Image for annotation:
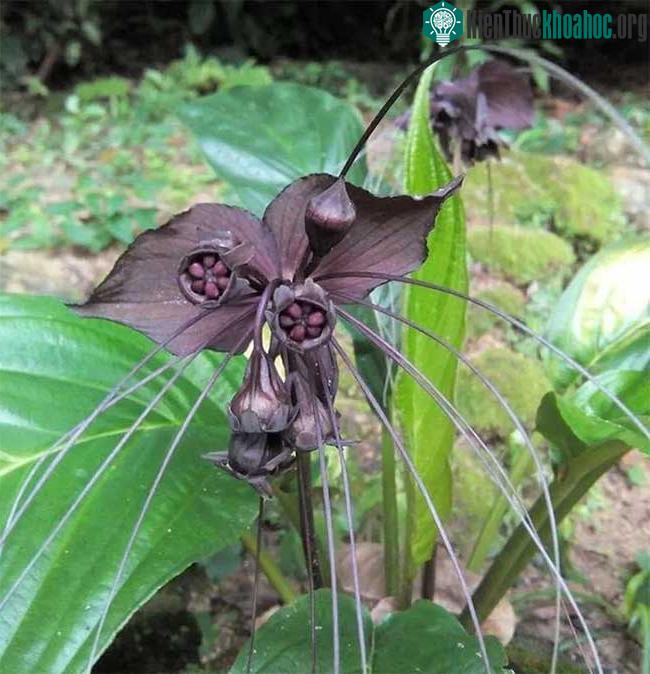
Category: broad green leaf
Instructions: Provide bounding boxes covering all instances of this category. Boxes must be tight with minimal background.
[0,295,257,674]
[536,369,650,458]
[230,590,371,674]
[179,82,366,216]
[373,600,508,674]
[544,236,650,389]
[231,591,508,674]
[395,66,468,565]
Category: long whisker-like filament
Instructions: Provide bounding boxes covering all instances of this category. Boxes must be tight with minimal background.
[318,368,368,674]
[319,271,649,441]
[309,374,340,674]
[333,292,562,672]
[85,340,245,672]
[1,310,224,551]
[332,337,494,674]
[335,313,604,673]
[0,345,205,615]
[246,497,265,674]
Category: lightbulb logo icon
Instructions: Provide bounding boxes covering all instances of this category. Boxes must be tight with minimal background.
[423,1,464,46]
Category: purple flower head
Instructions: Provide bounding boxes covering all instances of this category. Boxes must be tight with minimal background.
[397,60,534,164]
[75,166,461,492]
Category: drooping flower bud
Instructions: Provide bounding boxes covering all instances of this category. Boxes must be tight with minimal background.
[229,351,294,433]
[204,432,294,497]
[267,279,336,353]
[305,178,356,257]
[284,373,333,451]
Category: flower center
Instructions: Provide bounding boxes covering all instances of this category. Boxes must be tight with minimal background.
[278,300,326,343]
[179,252,231,303]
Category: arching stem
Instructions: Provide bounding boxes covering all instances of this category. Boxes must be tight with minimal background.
[462,441,626,629]
[339,45,463,178]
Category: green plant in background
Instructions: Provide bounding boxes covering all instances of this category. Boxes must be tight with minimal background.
[625,552,650,674]
[0,0,103,90]
[0,50,274,255]
[395,63,467,605]
[467,236,650,627]
[463,152,626,247]
[468,225,575,285]
[457,349,551,436]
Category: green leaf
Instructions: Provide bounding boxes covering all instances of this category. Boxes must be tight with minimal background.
[0,295,257,674]
[395,66,468,565]
[179,82,366,216]
[373,600,508,674]
[230,590,371,674]
[230,591,508,674]
[544,236,650,389]
[536,369,650,458]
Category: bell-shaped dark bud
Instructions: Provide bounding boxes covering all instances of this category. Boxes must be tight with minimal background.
[305,178,356,257]
[203,433,294,497]
[204,432,294,497]
[284,374,334,451]
[266,280,336,353]
[229,350,295,433]
[227,432,283,476]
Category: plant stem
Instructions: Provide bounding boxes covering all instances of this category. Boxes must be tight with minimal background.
[296,452,323,589]
[467,447,534,572]
[241,530,297,605]
[641,608,650,674]
[421,545,437,600]
[398,469,416,609]
[462,442,627,626]
[381,422,400,596]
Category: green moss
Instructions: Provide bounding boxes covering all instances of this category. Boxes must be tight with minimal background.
[456,347,551,437]
[463,151,625,244]
[468,225,575,284]
[467,281,527,340]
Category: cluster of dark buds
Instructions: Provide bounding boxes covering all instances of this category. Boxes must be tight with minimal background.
[76,171,461,496]
[396,59,534,164]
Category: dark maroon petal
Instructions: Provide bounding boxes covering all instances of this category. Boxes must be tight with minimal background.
[72,204,266,354]
[179,203,280,281]
[313,176,463,299]
[262,174,336,281]
[75,294,257,356]
[476,60,534,132]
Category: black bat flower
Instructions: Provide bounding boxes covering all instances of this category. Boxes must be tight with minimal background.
[397,60,534,164]
[76,171,461,494]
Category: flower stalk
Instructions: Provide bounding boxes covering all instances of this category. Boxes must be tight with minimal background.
[462,441,627,626]
[240,531,297,605]
[381,422,400,597]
